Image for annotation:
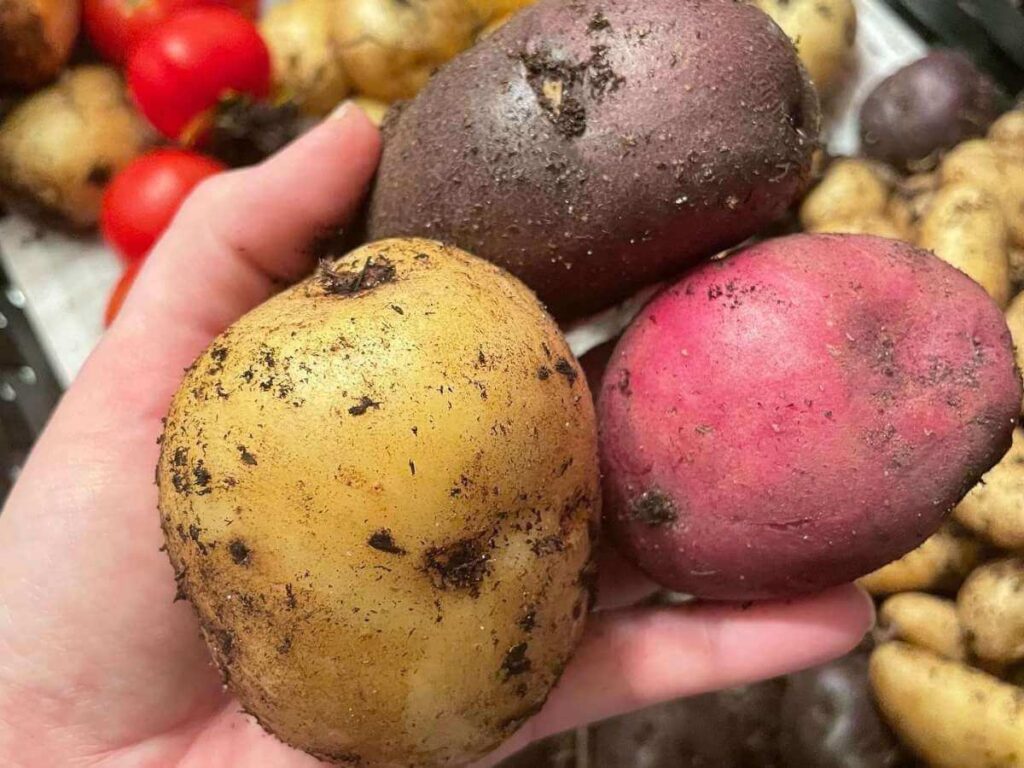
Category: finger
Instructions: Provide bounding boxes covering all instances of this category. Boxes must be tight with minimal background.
[594,544,659,611]
[479,584,873,766]
[92,103,381,412]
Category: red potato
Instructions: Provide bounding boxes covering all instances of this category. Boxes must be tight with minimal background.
[599,234,1021,600]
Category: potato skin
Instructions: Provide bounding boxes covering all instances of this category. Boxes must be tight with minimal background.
[799,158,891,230]
[870,642,1024,768]
[0,66,150,228]
[780,650,911,768]
[957,558,1024,665]
[0,0,79,89]
[860,51,1006,171]
[955,428,1024,549]
[158,239,599,767]
[879,593,966,661]
[858,522,985,596]
[752,0,857,98]
[600,234,1021,600]
[367,0,819,319]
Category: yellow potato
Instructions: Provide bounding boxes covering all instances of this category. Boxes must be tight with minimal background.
[879,593,966,661]
[260,0,351,116]
[799,158,890,231]
[352,96,390,126]
[158,239,599,767]
[989,110,1024,156]
[336,0,478,101]
[955,428,1024,549]
[858,522,985,596]
[958,558,1024,665]
[467,0,534,23]
[870,642,1024,768]
[478,11,512,38]
[752,0,857,96]
[940,139,1024,249]
[0,0,78,89]
[0,66,150,228]
[918,182,1011,307]
[807,213,909,240]
[1009,247,1024,285]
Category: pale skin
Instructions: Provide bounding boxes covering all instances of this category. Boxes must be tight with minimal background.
[0,104,873,768]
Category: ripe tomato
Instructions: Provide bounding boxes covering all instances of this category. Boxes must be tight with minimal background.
[101,149,225,264]
[127,8,271,140]
[83,0,258,66]
[104,262,142,327]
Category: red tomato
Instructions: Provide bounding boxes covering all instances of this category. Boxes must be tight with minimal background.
[83,0,258,66]
[105,262,142,327]
[127,8,270,140]
[101,149,225,264]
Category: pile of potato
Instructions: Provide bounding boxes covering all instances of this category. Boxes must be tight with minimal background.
[795,74,1024,765]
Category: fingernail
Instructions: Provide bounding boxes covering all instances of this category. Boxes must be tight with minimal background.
[856,585,878,633]
[329,100,359,122]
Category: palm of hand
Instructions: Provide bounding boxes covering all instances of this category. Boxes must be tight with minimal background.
[0,107,871,768]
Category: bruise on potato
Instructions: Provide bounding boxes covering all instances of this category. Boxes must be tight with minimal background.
[367,0,819,319]
[600,234,1021,600]
[157,239,599,767]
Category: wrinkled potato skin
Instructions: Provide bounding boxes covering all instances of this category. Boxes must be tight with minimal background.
[336,0,478,101]
[0,66,150,228]
[958,558,1024,664]
[879,593,965,661]
[955,428,1024,548]
[870,642,1024,768]
[799,159,890,230]
[158,240,599,767]
[918,183,1011,308]
[940,139,1024,249]
[600,235,1020,600]
[260,0,350,117]
[753,0,856,97]
[0,0,79,89]
[368,0,819,319]
[858,523,985,596]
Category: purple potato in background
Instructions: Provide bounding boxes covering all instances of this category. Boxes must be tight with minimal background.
[367,0,819,320]
[780,649,913,768]
[860,50,1006,171]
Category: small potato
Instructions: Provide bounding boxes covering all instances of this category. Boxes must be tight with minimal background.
[918,182,1011,308]
[858,523,985,596]
[879,593,966,661]
[799,159,891,231]
[478,11,512,37]
[158,239,599,766]
[352,96,389,127]
[753,0,857,97]
[336,0,478,101]
[0,66,150,228]
[940,139,1024,248]
[955,428,1024,549]
[870,642,1024,768]
[958,558,1024,665]
[0,0,79,89]
[807,213,909,240]
[260,0,350,117]
[860,51,1006,171]
[1010,248,1024,286]
[990,110,1024,155]
[780,650,910,768]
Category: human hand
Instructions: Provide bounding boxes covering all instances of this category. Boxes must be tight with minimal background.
[0,104,873,768]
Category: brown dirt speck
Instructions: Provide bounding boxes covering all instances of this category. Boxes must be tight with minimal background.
[368,529,406,555]
[228,539,251,566]
[554,357,578,384]
[629,489,677,526]
[348,396,380,416]
[317,257,396,296]
[501,642,532,679]
[423,534,492,597]
[237,445,257,466]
